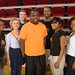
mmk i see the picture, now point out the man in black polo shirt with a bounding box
[40,7,54,69]
[0,19,6,75]
[40,7,54,49]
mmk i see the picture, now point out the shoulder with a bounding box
[6,33,11,38]
[40,19,44,23]
[59,30,65,34]
[1,32,5,36]
[39,22,46,28]
[58,30,66,37]
[21,22,31,29]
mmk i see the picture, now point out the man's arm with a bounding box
[20,38,25,57]
[44,37,46,48]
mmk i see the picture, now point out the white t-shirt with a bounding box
[67,34,75,57]
[6,33,20,51]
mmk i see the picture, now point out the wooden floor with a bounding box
[4,64,52,75]
[4,65,25,75]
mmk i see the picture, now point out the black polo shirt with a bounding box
[40,19,54,49]
[19,21,28,30]
[19,23,24,30]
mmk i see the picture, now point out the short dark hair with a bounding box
[69,17,75,30]
[51,17,61,25]
[44,6,51,10]
[30,9,40,15]
[19,10,26,15]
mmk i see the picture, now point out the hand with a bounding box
[54,61,60,69]
[72,61,75,69]
[7,59,10,66]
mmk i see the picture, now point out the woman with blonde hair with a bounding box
[6,18,22,75]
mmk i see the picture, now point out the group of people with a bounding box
[0,7,75,75]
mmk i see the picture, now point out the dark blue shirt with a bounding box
[19,23,24,30]
[40,19,54,49]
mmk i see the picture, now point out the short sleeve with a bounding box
[6,33,11,51]
[43,25,48,37]
[19,25,27,40]
[59,30,66,38]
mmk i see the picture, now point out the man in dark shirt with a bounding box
[40,7,54,49]
[19,10,27,30]
[0,19,6,75]
[40,7,54,70]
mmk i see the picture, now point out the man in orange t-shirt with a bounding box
[20,9,47,75]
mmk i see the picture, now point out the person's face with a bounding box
[0,21,4,31]
[12,20,20,30]
[44,8,51,18]
[51,21,60,30]
[19,12,27,21]
[71,20,75,31]
[30,11,40,24]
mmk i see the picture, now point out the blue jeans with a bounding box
[0,56,5,75]
[9,47,22,75]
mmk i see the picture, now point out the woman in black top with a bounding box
[49,17,66,75]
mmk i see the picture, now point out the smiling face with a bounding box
[44,7,51,18]
[12,20,20,30]
[51,21,60,31]
[71,20,75,31]
[30,11,40,25]
[0,21,4,31]
[19,12,27,21]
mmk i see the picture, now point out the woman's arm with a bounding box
[6,51,10,66]
[6,34,11,66]
[54,35,66,69]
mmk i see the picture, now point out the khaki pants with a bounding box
[45,49,50,66]
[49,55,65,75]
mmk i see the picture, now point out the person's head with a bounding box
[0,19,5,32]
[51,17,61,31]
[30,9,40,24]
[10,18,20,30]
[69,17,75,31]
[19,10,27,21]
[44,7,51,18]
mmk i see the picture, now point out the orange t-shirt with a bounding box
[20,21,47,56]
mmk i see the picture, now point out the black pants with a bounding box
[25,54,46,75]
[66,54,75,75]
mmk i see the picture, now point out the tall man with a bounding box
[20,9,47,75]
[40,7,54,67]
[40,7,54,49]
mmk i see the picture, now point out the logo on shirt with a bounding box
[1,40,5,45]
[47,28,49,33]
[50,37,52,42]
